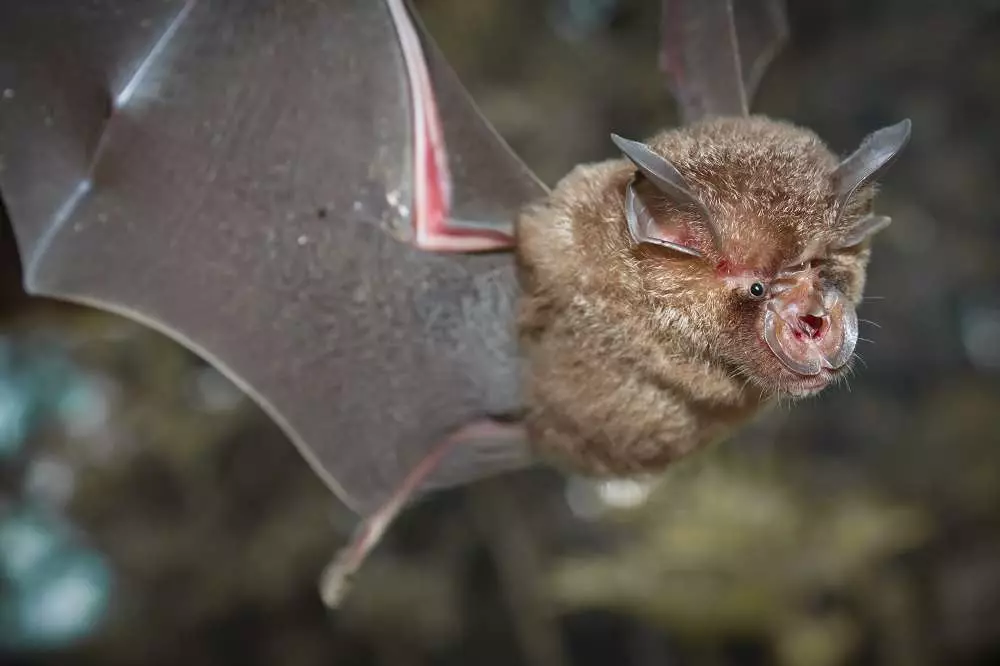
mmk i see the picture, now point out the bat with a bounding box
[0,0,910,605]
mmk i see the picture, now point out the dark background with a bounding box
[2,1,999,665]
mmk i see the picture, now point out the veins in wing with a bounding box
[25,0,198,289]
[384,0,515,253]
[115,0,199,108]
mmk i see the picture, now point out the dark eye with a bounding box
[749,282,766,298]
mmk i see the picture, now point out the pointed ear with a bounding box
[831,119,911,223]
[610,134,721,253]
[622,178,702,257]
[831,214,892,249]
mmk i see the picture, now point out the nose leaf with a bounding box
[763,287,858,376]
[764,307,823,376]
[805,296,827,318]
[818,289,858,370]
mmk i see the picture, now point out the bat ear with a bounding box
[831,119,911,223]
[832,214,893,249]
[610,134,720,256]
[623,177,703,257]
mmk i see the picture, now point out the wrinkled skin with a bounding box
[516,116,886,476]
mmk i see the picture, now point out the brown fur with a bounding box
[515,116,875,476]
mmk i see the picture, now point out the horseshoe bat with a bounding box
[0,0,911,604]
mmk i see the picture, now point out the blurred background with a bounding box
[1,0,999,664]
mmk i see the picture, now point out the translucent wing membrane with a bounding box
[388,0,548,251]
[659,0,788,123]
[0,0,542,515]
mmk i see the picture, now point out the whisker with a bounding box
[859,318,882,329]
[857,337,875,344]
[852,353,868,369]
[863,295,885,301]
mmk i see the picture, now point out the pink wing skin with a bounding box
[319,418,528,607]
[385,0,516,252]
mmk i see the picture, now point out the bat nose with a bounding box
[780,288,828,340]
[805,299,826,317]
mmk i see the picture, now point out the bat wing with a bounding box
[659,0,789,123]
[0,0,547,515]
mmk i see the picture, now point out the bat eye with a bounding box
[749,282,766,299]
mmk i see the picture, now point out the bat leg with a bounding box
[318,418,529,607]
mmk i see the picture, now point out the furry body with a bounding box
[516,116,876,475]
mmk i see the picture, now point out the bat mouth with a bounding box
[777,366,842,397]
[762,288,858,380]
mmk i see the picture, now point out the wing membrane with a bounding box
[659,0,788,122]
[0,0,536,514]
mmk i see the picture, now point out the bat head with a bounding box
[612,116,910,397]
